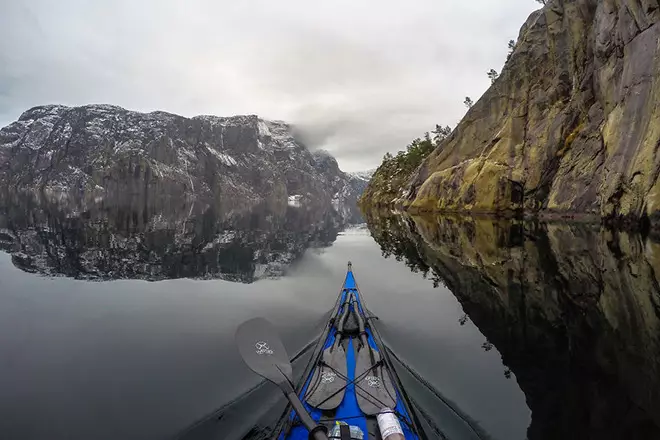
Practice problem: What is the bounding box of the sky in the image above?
[0,0,540,172]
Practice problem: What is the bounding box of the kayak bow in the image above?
[274,262,422,439]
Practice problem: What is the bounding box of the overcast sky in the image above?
[1,0,539,171]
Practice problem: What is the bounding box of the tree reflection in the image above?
[364,209,660,440]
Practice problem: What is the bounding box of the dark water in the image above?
[0,197,659,440]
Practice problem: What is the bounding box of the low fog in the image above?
[1,0,539,171]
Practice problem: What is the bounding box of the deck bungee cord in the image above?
[236,262,423,440]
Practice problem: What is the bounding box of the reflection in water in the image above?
[0,194,356,282]
[365,211,660,440]
[176,335,321,440]
[4,192,659,439]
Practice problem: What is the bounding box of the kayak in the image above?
[236,262,423,439]
[276,262,421,439]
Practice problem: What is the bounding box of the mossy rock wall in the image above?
[362,0,660,222]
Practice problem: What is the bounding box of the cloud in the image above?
[0,0,539,171]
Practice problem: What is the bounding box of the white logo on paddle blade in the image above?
[321,372,336,383]
[255,341,273,355]
[366,376,381,388]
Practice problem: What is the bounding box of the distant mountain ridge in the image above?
[0,104,364,217]
[346,169,375,203]
[350,169,376,182]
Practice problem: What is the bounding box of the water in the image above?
[0,196,659,440]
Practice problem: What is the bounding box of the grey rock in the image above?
[362,0,660,224]
[0,104,365,219]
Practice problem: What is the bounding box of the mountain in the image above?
[349,169,376,182]
[0,104,363,217]
[362,0,660,225]
[346,169,375,202]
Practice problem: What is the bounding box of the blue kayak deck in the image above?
[280,269,419,440]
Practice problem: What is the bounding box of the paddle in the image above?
[352,293,397,416]
[235,317,329,440]
[304,292,351,409]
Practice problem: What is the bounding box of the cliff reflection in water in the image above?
[0,195,353,282]
[366,211,660,440]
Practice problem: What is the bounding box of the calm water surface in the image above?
[1,197,659,440]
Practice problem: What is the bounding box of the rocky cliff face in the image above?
[364,0,660,223]
[0,104,363,215]
[365,210,660,439]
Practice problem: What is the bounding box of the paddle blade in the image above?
[235,318,293,386]
[304,344,348,410]
[354,341,397,416]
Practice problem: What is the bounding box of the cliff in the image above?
[0,104,363,214]
[363,0,660,224]
[365,210,660,439]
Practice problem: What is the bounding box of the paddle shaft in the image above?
[331,292,353,350]
[284,390,329,440]
[353,293,377,362]
[353,292,370,345]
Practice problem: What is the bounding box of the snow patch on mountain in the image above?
[349,169,376,181]
[258,120,271,137]
[206,146,238,166]
[288,194,303,207]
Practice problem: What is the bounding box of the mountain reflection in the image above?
[0,194,355,282]
[365,211,660,440]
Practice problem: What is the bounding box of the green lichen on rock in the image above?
[361,0,660,224]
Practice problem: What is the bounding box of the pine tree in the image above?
[487,69,499,84]
[432,124,452,145]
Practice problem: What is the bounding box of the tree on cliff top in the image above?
[361,124,453,205]
[433,125,452,145]
[373,126,449,180]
